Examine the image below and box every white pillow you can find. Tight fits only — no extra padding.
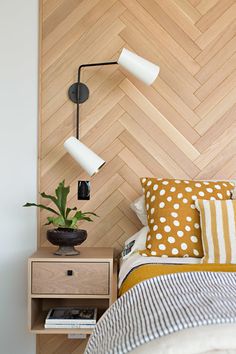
[130,180,236,225]
[121,226,148,260]
[130,196,147,225]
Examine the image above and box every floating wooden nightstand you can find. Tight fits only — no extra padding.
[28,247,117,335]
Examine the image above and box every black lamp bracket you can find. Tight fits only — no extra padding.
[68,61,118,139]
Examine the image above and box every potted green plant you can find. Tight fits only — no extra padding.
[23,180,98,256]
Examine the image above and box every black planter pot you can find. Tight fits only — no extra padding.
[47,228,87,256]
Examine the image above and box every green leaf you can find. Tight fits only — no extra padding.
[70,217,79,228]
[45,215,66,228]
[69,211,92,228]
[23,203,60,216]
[71,211,97,225]
[45,216,55,225]
[74,211,82,217]
[73,211,84,220]
[80,216,93,222]
[82,212,98,217]
[65,207,77,218]
[53,216,66,227]
[40,192,60,209]
[55,180,70,218]
[64,219,73,228]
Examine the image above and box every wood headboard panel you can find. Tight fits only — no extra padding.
[39,0,236,252]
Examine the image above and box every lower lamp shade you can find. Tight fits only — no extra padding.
[64,137,105,176]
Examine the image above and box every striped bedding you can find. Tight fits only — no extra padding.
[85,271,236,354]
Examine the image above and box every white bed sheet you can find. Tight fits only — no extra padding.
[130,323,236,354]
[119,253,200,288]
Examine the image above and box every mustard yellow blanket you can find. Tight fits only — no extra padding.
[119,263,236,296]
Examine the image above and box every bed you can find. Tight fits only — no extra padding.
[85,178,236,354]
[85,254,236,354]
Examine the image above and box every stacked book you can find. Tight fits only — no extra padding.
[44,307,97,329]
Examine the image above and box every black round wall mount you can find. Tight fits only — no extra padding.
[68,83,89,103]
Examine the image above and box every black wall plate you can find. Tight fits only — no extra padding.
[68,83,89,103]
[77,181,90,200]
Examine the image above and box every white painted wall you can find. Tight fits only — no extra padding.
[0,1,38,353]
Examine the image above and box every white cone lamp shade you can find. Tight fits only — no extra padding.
[64,137,105,176]
[118,48,160,85]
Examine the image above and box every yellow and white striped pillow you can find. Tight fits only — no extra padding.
[195,199,236,264]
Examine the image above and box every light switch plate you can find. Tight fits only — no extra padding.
[77,181,90,200]
[68,333,87,339]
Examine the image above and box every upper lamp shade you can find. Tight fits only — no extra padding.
[64,137,105,177]
[118,48,160,85]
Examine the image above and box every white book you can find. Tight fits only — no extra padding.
[44,323,96,329]
[45,307,97,325]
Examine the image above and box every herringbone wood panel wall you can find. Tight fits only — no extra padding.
[38,0,236,352]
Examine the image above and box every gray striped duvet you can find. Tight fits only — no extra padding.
[85,271,236,354]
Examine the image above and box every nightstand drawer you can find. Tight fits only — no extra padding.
[32,262,109,295]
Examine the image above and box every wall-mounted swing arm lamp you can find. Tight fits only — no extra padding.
[64,48,160,176]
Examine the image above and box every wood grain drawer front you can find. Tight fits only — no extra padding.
[32,262,109,295]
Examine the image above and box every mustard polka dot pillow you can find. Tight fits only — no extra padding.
[141,178,234,258]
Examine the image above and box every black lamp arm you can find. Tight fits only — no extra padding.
[78,61,118,73]
[68,61,118,140]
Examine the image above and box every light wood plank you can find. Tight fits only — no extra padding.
[194,122,236,169]
[119,96,200,176]
[195,87,236,135]
[195,20,236,67]
[119,79,200,160]
[156,0,202,41]
[119,114,190,178]
[194,53,236,101]
[173,0,202,23]
[137,0,201,58]
[195,139,236,180]
[194,70,236,118]
[196,0,219,15]
[195,35,236,84]
[196,0,235,32]
[194,104,236,153]
[196,3,236,49]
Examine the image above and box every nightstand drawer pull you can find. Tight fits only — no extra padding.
[67,270,73,276]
